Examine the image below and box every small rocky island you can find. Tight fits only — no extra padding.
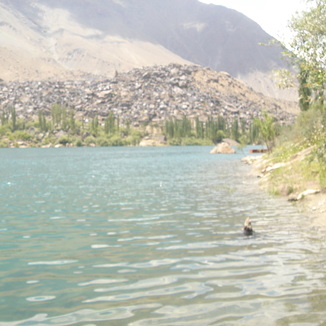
[210,142,236,154]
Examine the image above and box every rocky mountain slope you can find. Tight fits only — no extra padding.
[0,0,189,81]
[0,64,297,128]
[0,0,296,99]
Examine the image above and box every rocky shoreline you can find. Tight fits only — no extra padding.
[242,154,326,230]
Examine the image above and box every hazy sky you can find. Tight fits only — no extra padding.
[198,0,308,42]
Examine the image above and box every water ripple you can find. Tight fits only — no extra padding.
[84,282,212,303]
[28,260,78,266]
[26,296,56,302]
[78,279,128,287]
[1,147,326,326]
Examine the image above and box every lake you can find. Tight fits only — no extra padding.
[0,146,326,325]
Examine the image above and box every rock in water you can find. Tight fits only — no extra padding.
[210,142,236,154]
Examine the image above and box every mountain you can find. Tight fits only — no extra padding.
[0,0,295,99]
[0,64,297,126]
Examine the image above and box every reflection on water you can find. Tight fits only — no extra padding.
[0,147,326,325]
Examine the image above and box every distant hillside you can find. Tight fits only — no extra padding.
[0,64,297,126]
[0,0,296,99]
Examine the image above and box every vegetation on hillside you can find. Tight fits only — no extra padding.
[0,104,269,147]
[264,103,325,194]
[261,0,326,192]
[0,106,145,148]
[163,115,263,146]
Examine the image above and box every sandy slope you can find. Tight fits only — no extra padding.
[0,2,189,81]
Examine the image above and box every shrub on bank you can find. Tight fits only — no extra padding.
[58,135,70,146]
[11,130,32,141]
[84,136,97,147]
[0,140,9,147]
[107,135,125,146]
[265,104,326,193]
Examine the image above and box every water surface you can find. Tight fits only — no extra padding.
[0,147,326,325]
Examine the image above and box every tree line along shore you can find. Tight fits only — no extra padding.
[0,104,272,148]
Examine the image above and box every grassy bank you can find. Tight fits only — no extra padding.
[258,106,325,195]
[247,105,326,225]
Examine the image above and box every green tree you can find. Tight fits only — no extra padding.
[181,116,192,137]
[195,117,205,139]
[51,104,62,127]
[1,109,9,126]
[104,112,116,135]
[116,116,120,132]
[217,116,226,131]
[286,0,326,109]
[90,116,99,136]
[231,119,240,141]
[248,121,260,144]
[69,109,76,133]
[164,119,172,138]
[212,130,225,144]
[254,112,277,151]
[38,111,48,132]
[298,67,313,111]
[205,117,217,141]
[61,107,68,131]
[12,107,17,131]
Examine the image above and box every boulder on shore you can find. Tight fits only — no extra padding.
[210,142,236,154]
[139,136,167,147]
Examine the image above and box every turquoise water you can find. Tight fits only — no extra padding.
[0,146,326,325]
